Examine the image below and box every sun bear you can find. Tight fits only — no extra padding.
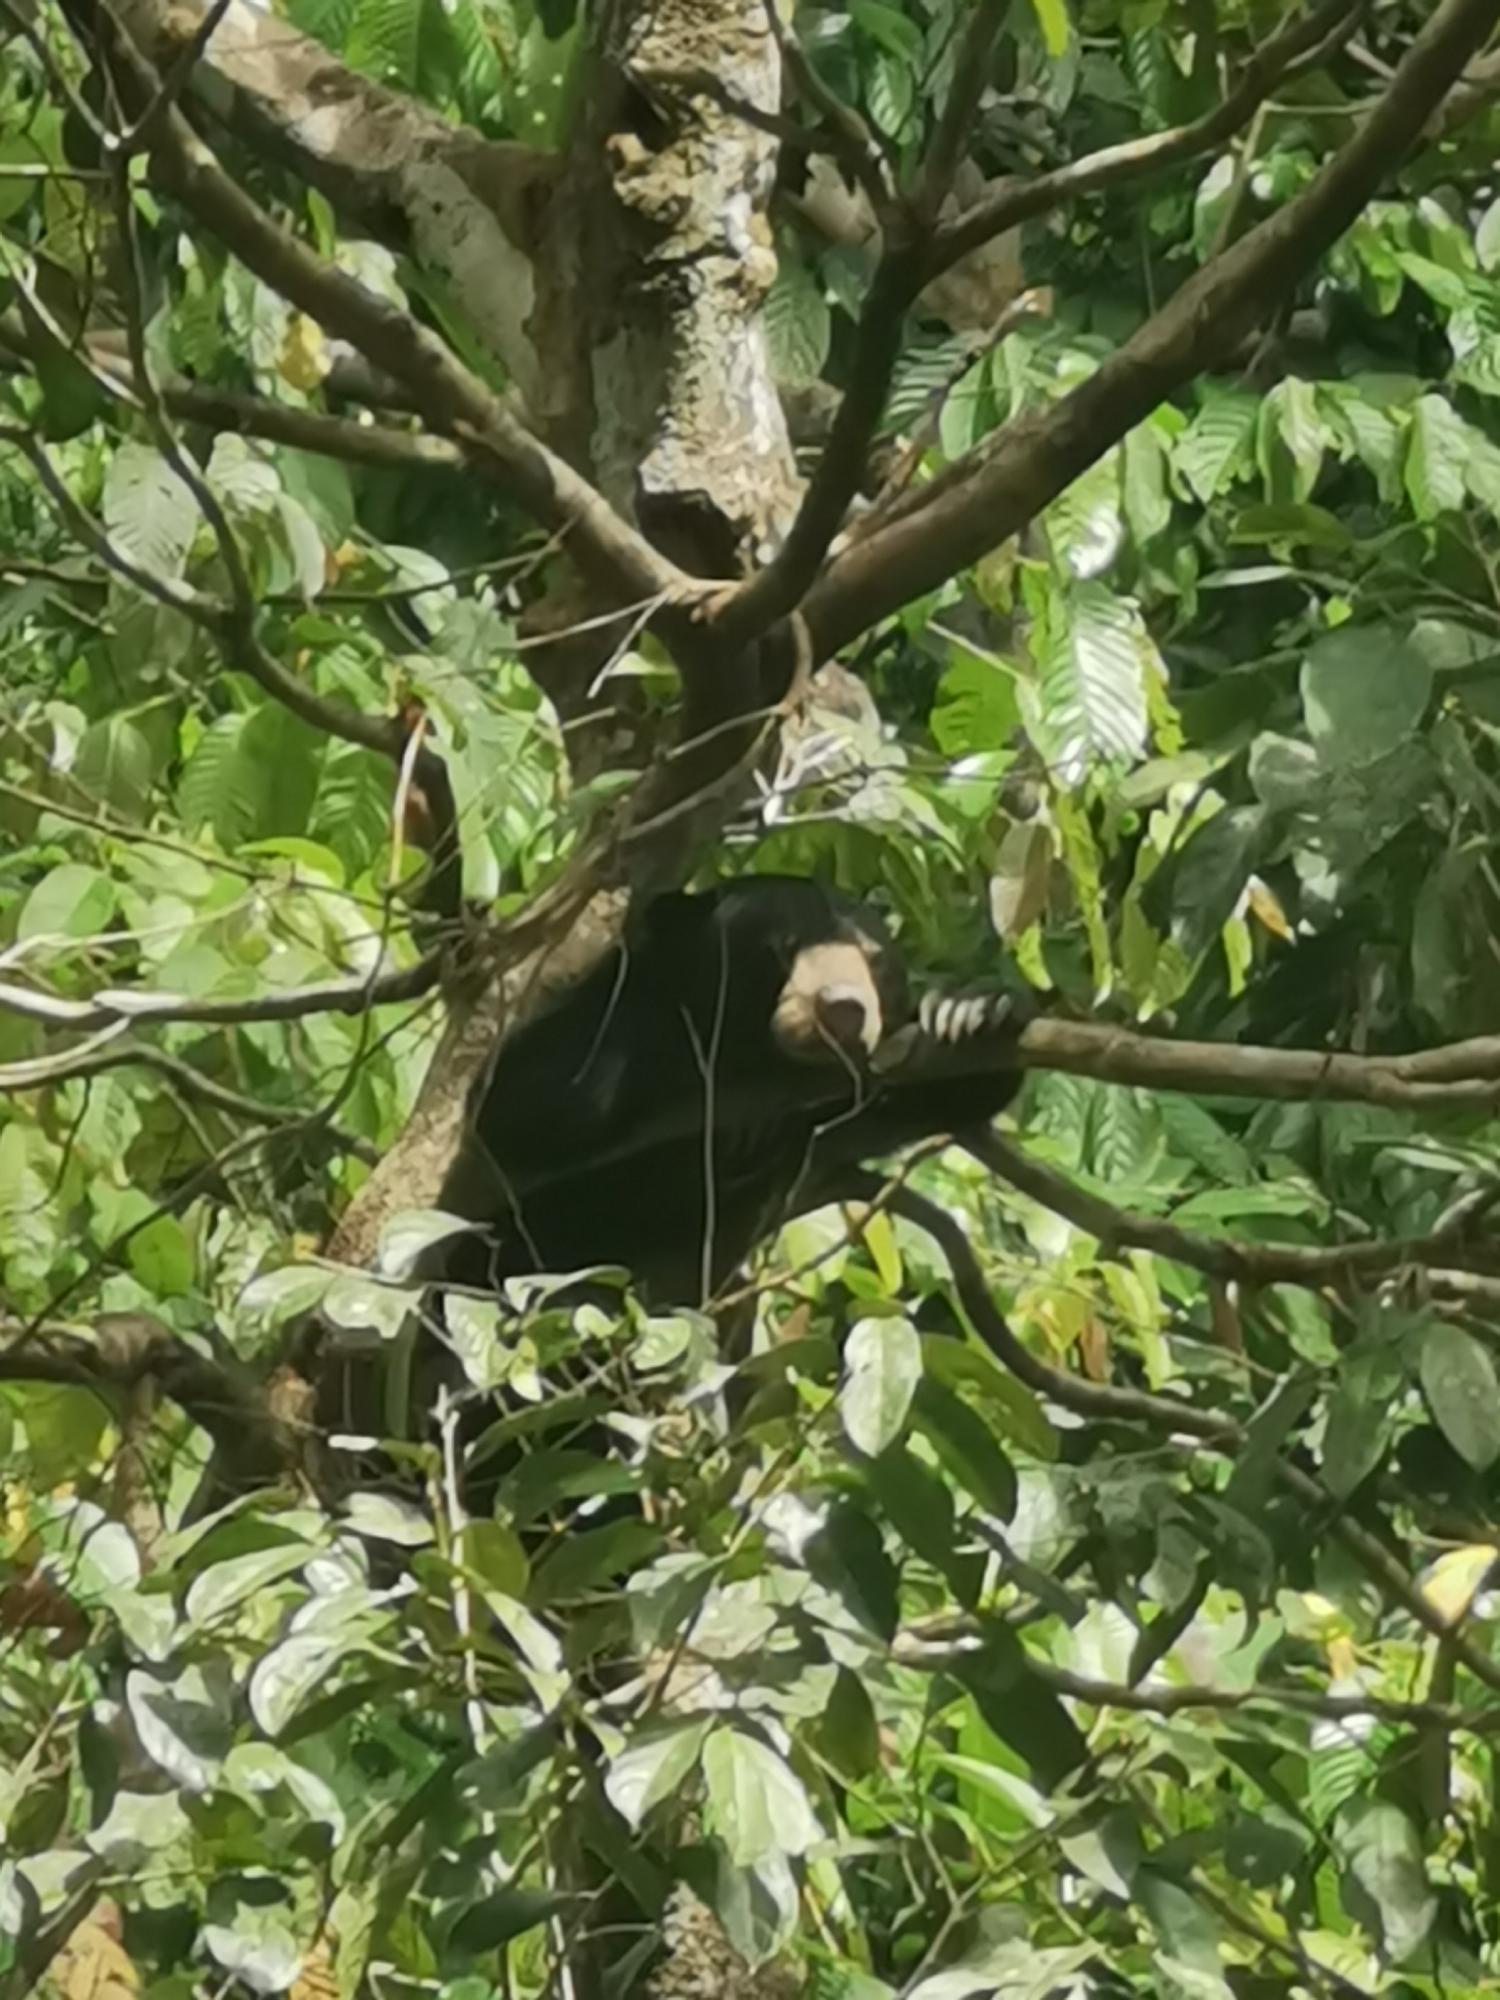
[434,874,1032,1306]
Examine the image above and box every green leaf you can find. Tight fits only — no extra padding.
[73,717,155,822]
[0,112,63,224]
[1477,194,1500,272]
[240,1263,338,1324]
[505,1449,636,1527]
[865,1445,954,1574]
[1322,1328,1410,1499]
[1300,627,1433,770]
[455,1517,529,1598]
[249,1632,348,1737]
[346,0,425,86]
[948,1630,1088,1787]
[230,703,327,840]
[531,1519,662,1604]
[448,1889,571,1952]
[184,1544,315,1627]
[1039,581,1151,771]
[604,1720,711,1830]
[912,1379,1016,1521]
[1122,419,1171,546]
[1232,501,1349,549]
[127,1213,195,1296]
[1405,393,1469,518]
[1137,1871,1231,1999]
[765,258,831,387]
[806,1500,900,1639]
[102,442,199,579]
[1257,376,1325,503]
[702,1727,821,1867]
[1028,0,1071,57]
[921,1337,1055,1459]
[1175,390,1258,502]
[343,1492,433,1545]
[17,863,117,942]
[808,1667,880,1782]
[376,1207,476,1278]
[1336,1798,1436,1964]
[840,1314,922,1456]
[1420,1323,1500,1471]
[930,652,1021,755]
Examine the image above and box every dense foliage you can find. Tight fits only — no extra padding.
[6,1,1500,1996]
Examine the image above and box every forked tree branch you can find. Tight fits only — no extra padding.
[798,0,1500,659]
[931,0,1367,275]
[0,956,438,1030]
[879,1178,1500,1696]
[93,10,688,617]
[965,1131,1495,1289]
[717,0,1380,646]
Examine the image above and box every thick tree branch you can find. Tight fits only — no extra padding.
[800,0,1500,658]
[916,0,1008,220]
[1022,1662,1500,1735]
[140,378,466,473]
[1015,1014,1500,1110]
[3,409,462,910]
[0,956,437,1031]
[931,0,1365,275]
[716,0,1371,647]
[95,11,688,616]
[0,1312,305,1491]
[0,1039,380,1163]
[880,1178,1500,1696]
[966,1130,1495,1289]
[106,0,554,395]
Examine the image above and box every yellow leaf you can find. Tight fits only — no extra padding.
[1419,1543,1499,1626]
[48,1909,138,2000]
[1247,875,1293,941]
[279,313,330,391]
[858,1207,903,1293]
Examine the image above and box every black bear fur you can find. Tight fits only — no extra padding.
[433,874,1031,1308]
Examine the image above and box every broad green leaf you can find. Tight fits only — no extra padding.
[912,1379,1016,1521]
[1039,581,1151,773]
[1300,627,1432,770]
[1335,1799,1436,1964]
[102,442,199,579]
[240,1263,337,1324]
[702,1727,821,1867]
[18,863,116,943]
[1175,391,1258,502]
[376,1207,475,1278]
[1322,1332,1410,1499]
[249,1633,350,1737]
[808,1667,880,1782]
[1405,393,1469,518]
[1420,1323,1500,1471]
[185,1544,316,1627]
[604,1721,711,1830]
[840,1314,922,1456]
[765,258,831,386]
[73,717,154,822]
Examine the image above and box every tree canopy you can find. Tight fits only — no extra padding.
[6,0,1500,1995]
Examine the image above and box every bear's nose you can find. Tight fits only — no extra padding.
[816,984,876,1053]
